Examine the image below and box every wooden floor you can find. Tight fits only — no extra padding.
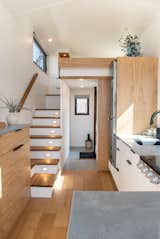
[8,170,116,239]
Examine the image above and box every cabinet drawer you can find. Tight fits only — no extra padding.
[0,128,29,155]
[0,141,30,238]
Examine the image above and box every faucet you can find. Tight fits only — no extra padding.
[150,110,160,125]
[150,110,160,139]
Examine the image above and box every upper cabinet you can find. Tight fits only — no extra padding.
[116,57,158,135]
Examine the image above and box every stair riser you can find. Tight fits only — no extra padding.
[30,128,62,135]
[30,139,62,147]
[32,165,59,174]
[32,118,60,126]
[34,110,60,117]
[31,187,54,198]
[45,96,60,109]
[31,151,61,159]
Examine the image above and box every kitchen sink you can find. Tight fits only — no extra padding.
[134,138,160,146]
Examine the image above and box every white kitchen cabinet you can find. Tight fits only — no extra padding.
[109,138,160,191]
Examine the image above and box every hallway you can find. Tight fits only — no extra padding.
[64,147,97,171]
[9,169,116,239]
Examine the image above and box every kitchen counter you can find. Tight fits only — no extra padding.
[0,124,29,135]
[117,134,160,156]
[68,191,160,239]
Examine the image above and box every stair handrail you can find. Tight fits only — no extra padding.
[17,73,38,112]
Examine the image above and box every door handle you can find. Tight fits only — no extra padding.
[13,144,24,151]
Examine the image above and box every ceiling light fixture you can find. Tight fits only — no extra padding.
[80,79,84,81]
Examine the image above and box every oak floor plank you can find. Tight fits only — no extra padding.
[9,170,116,239]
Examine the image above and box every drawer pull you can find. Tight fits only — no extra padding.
[13,144,24,151]
[126,160,132,165]
[116,148,120,151]
[116,167,119,172]
[15,129,22,132]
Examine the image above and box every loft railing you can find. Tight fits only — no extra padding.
[17,73,38,112]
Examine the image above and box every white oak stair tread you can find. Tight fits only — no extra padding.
[30,125,60,128]
[45,94,60,96]
[30,135,62,139]
[30,146,61,151]
[31,174,56,187]
[31,159,59,167]
[36,108,60,110]
[32,116,60,119]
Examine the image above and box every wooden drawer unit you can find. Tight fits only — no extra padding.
[0,128,29,156]
[0,128,30,239]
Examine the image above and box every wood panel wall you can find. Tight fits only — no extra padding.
[97,79,111,171]
[117,57,158,135]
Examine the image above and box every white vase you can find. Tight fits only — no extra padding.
[7,112,18,125]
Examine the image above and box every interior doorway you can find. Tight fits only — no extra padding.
[62,79,98,170]
[61,78,111,171]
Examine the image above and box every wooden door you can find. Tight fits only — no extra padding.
[97,79,111,171]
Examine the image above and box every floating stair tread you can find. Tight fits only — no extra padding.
[31,174,56,187]
[31,146,61,151]
[31,159,59,167]
[30,125,60,128]
[30,135,62,139]
[36,108,60,110]
[32,116,60,119]
[46,94,60,96]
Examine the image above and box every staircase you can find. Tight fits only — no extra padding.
[30,94,62,198]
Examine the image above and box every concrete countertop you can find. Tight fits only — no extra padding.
[0,124,30,135]
[117,134,160,156]
[68,191,160,239]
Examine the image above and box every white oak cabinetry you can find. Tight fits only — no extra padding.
[109,138,160,191]
[0,128,30,239]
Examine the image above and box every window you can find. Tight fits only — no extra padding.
[33,37,47,72]
[75,96,89,115]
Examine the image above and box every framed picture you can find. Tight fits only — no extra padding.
[75,95,89,115]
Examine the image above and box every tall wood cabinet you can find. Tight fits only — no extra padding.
[116,57,158,135]
[0,128,30,239]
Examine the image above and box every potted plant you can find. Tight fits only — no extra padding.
[85,134,92,149]
[119,32,142,57]
[0,96,19,125]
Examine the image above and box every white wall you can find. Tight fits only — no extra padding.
[70,88,94,147]
[61,80,70,168]
[0,1,51,124]
[141,15,160,108]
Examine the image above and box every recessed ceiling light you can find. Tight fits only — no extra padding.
[43,167,48,171]
[80,79,84,81]
[48,38,53,43]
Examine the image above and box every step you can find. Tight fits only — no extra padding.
[31,165,59,174]
[32,118,60,126]
[33,116,60,119]
[31,158,59,167]
[34,109,60,117]
[31,174,56,198]
[36,108,60,110]
[30,125,60,128]
[31,150,61,159]
[45,95,60,109]
[30,138,62,147]
[30,135,62,139]
[31,146,61,151]
[30,128,62,135]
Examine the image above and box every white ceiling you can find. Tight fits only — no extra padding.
[2,0,160,56]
